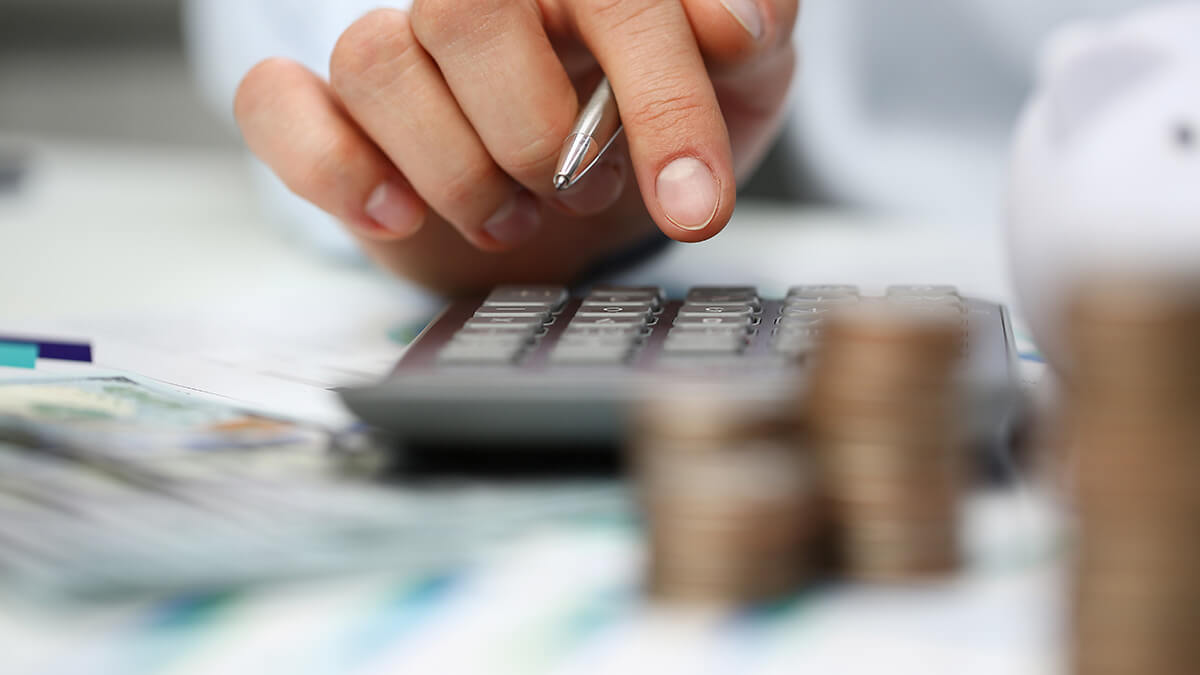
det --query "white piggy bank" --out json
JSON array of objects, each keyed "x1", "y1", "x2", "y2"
[{"x1": 1007, "y1": 2, "x2": 1200, "y2": 369}]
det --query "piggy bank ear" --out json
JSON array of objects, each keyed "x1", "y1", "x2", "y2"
[{"x1": 1040, "y1": 25, "x2": 1166, "y2": 145}]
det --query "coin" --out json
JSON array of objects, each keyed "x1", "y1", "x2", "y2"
[{"x1": 804, "y1": 303, "x2": 966, "y2": 583}]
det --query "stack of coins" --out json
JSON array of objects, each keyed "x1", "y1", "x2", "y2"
[
  {"x1": 805, "y1": 301, "x2": 967, "y2": 582},
  {"x1": 632, "y1": 383, "x2": 823, "y2": 606},
  {"x1": 1064, "y1": 280, "x2": 1200, "y2": 675}
]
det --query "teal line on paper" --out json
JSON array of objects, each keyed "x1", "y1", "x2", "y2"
[{"x1": 0, "y1": 341, "x2": 37, "y2": 369}]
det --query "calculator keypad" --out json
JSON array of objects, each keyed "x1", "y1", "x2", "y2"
[
  {"x1": 550, "y1": 286, "x2": 664, "y2": 365},
  {"x1": 436, "y1": 284, "x2": 970, "y2": 367},
  {"x1": 440, "y1": 285, "x2": 567, "y2": 365}
]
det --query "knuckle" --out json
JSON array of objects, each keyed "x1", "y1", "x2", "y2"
[
  {"x1": 578, "y1": 0, "x2": 658, "y2": 31},
  {"x1": 412, "y1": 0, "x2": 523, "y2": 50},
  {"x1": 330, "y1": 9, "x2": 420, "y2": 94},
  {"x1": 626, "y1": 80, "x2": 710, "y2": 133},
  {"x1": 499, "y1": 121, "x2": 571, "y2": 178},
  {"x1": 437, "y1": 163, "x2": 502, "y2": 221},
  {"x1": 409, "y1": 0, "x2": 463, "y2": 49}
]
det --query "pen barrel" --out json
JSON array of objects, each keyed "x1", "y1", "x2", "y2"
[
  {"x1": 576, "y1": 78, "x2": 621, "y2": 143},
  {"x1": 555, "y1": 78, "x2": 623, "y2": 188}
]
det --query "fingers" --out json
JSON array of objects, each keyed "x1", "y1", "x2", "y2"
[
  {"x1": 410, "y1": 0, "x2": 579, "y2": 199},
  {"x1": 679, "y1": 0, "x2": 800, "y2": 177},
  {"x1": 569, "y1": 0, "x2": 737, "y2": 242},
  {"x1": 680, "y1": 0, "x2": 800, "y2": 68},
  {"x1": 330, "y1": 9, "x2": 541, "y2": 251},
  {"x1": 554, "y1": 138, "x2": 631, "y2": 216},
  {"x1": 234, "y1": 58, "x2": 426, "y2": 241}
]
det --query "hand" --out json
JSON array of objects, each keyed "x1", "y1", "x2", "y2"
[{"x1": 234, "y1": 0, "x2": 800, "y2": 294}]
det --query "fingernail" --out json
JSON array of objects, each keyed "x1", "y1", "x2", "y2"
[
  {"x1": 656, "y1": 157, "x2": 720, "y2": 231},
  {"x1": 365, "y1": 181, "x2": 423, "y2": 236},
  {"x1": 556, "y1": 157, "x2": 626, "y2": 216},
  {"x1": 719, "y1": 0, "x2": 764, "y2": 40},
  {"x1": 483, "y1": 191, "x2": 541, "y2": 246}
]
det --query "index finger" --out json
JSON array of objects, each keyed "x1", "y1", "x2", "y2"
[{"x1": 568, "y1": 0, "x2": 736, "y2": 242}]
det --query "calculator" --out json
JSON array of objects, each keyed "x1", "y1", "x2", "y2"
[{"x1": 340, "y1": 285, "x2": 1020, "y2": 452}]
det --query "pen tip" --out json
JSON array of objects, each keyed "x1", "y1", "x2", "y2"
[{"x1": 553, "y1": 174, "x2": 569, "y2": 191}]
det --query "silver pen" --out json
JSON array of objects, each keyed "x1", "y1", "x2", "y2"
[{"x1": 553, "y1": 77, "x2": 623, "y2": 191}]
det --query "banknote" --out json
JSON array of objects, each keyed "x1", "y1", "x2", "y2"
[{"x1": 0, "y1": 377, "x2": 631, "y2": 601}]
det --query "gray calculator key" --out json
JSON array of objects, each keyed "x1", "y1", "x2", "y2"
[
  {"x1": 663, "y1": 333, "x2": 747, "y2": 354},
  {"x1": 449, "y1": 332, "x2": 532, "y2": 348},
  {"x1": 887, "y1": 285, "x2": 958, "y2": 297},
  {"x1": 780, "y1": 303, "x2": 837, "y2": 317},
  {"x1": 685, "y1": 287, "x2": 761, "y2": 309},
  {"x1": 550, "y1": 344, "x2": 633, "y2": 365},
  {"x1": 564, "y1": 323, "x2": 646, "y2": 338},
  {"x1": 590, "y1": 285, "x2": 665, "y2": 306},
  {"x1": 581, "y1": 298, "x2": 654, "y2": 312},
  {"x1": 784, "y1": 294, "x2": 858, "y2": 307},
  {"x1": 575, "y1": 304, "x2": 653, "y2": 320},
  {"x1": 583, "y1": 293, "x2": 662, "y2": 310},
  {"x1": 568, "y1": 315, "x2": 648, "y2": 327},
  {"x1": 787, "y1": 285, "x2": 859, "y2": 299},
  {"x1": 559, "y1": 332, "x2": 638, "y2": 347},
  {"x1": 671, "y1": 314, "x2": 752, "y2": 330},
  {"x1": 484, "y1": 285, "x2": 569, "y2": 309},
  {"x1": 464, "y1": 317, "x2": 544, "y2": 331},
  {"x1": 777, "y1": 314, "x2": 826, "y2": 329},
  {"x1": 473, "y1": 305, "x2": 552, "y2": 320},
  {"x1": 438, "y1": 344, "x2": 523, "y2": 365},
  {"x1": 887, "y1": 295, "x2": 966, "y2": 309},
  {"x1": 775, "y1": 323, "x2": 822, "y2": 339},
  {"x1": 676, "y1": 303, "x2": 756, "y2": 320},
  {"x1": 456, "y1": 326, "x2": 539, "y2": 339},
  {"x1": 772, "y1": 334, "x2": 818, "y2": 357}
]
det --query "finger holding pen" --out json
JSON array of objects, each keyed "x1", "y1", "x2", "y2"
[{"x1": 568, "y1": 0, "x2": 739, "y2": 242}]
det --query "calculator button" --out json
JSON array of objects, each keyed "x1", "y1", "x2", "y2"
[
  {"x1": 550, "y1": 343, "x2": 633, "y2": 364},
  {"x1": 463, "y1": 317, "x2": 545, "y2": 331},
  {"x1": 559, "y1": 331, "x2": 638, "y2": 346},
  {"x1": 886, "y1": 285, "x2": 959, "y2": 297},
  {"x1": 564, "y1": 323, "x2": 645, "y2": 338},
  {"x1": 589, "y1": 285, "x2": 665, "y2": 307},
  {"x1": 484, "y1": 285, "x2": 569, "y2": 310},
  {"x1": 887, "y1": 295, "x2": 966, "y2": 309},
  {"x1": 676, "y1": 304, "x2": 756, "y2": 320},
  {"x1": 772, "y1": 334, "x2": 818, "y2": 357},
  {"x1": 575, "y1": 304, "x2": 654, "y2": 320},
  {"x1": 784, "y1": 295, "x2": 858, "y2": 307},
  {"x1": 777, "y1": 315, "x2": 826, "y2": 330},
  {"x1": 584, "y1": 293, "x2": 662, "y2": 310},
  {"x1": 780, "y1": 303, "x2": 839, "y2": 316},
  {"x1": 473, "y1": 305, "x2": 552, "y2": 320},
  {"x1": 567, "y1": 314, "x2": 648, "y2": 327},
  {"x1": 775, "y1": 323, "x2": 823, "y2": 340},
  {"x1": 685, "y1": 287, "x2": 761, "y2": 310},
  {"x1": 669, "y1": 325, "x2": 750, "y2": 338},
  {"x1": 672, "y1": 315, "x2": 753, "y2": 330},
  {"x1": 787, "y1": 285, "x2": 859, "y2": 299},
  {"x1": 438, "y1": 343, "x2": 523, "y2": 365},
  {"x1": 448, "y1": 332, "x2": 532, "y2": 348},
  {"x1": 663, "y1": 333, "x2": 747, "y2": 354}
]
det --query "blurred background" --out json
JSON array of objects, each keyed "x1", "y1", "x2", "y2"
[{"x1": 0, "y1": 0, "x2": 229, "y2": 147}]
